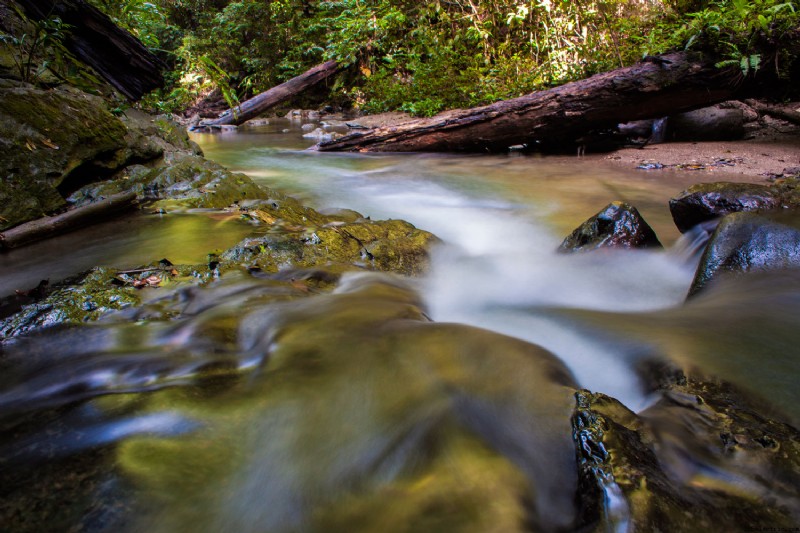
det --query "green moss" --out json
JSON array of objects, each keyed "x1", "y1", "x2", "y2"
[
  {"x1": 0, "y1": 82, "x2": 128, "y2": 229},
  {"x1": 221, "y1": 211, "x2": 437, "y2": 276},
  {"x1": 0, "y1": 268, "x2": 140, "y2": 337},
  {"x1": 573, "y1": 379, "x2": 800, "y2": 532}
]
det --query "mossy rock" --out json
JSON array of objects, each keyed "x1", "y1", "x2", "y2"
[
  {"x1": 116, "y1": 109, "x2": 202, "y2": 165},
  {"x1": 222, "y1": 210, "x2": 438, "y2": 277},
  {"x1": 70, "y1": 155, "x2": 266, "y2": 209},
  {"x1": 0, "y1": 82, "x2": 128, "y2": 230},
  {"x1": 573, "y1": 373, "x2": 800, "y2": 532},
  {"x1": 0, "y1": 268, "x2": 140, "y2": 338}
]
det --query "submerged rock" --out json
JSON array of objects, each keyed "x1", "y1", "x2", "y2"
[
  {"x1": 0, "y1": 273, "x2": 580, "y2": 532},
  {"x1": 559, "y1": 201, "x2": 662, "y2": 252},
  {"x1": 669, "y1": 182, "x2": 783, "y2": 233},
  {"x1": 574, "y1": 364, "x2": 800, "y2": 532},
  {"x1": 688, "y1": 210, "x2": 800, "y2": 296}
]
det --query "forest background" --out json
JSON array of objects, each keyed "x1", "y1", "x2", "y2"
[{"x1": 8, "y1": 0, "x2": 800, "y2": 117}]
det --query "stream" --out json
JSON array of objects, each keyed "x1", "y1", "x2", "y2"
[{"x1": 1, "y1": 118, "x2": 798, "y2": 531}]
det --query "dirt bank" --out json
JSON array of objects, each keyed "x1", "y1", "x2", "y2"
[{"x1": 598, "y1": 116, "x2": 800, "y2": 182}]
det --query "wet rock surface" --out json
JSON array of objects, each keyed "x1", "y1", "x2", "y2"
[
  {"x1": 70, "y1": 155, "x2": 265, "y2": 209},
  {"x1": 668, "y1": 181, "x2": 794, "y2": 233},
  {"x1": 559, "y1": 201, "x2": 662, "y2": 252},
  {"x1": 688, "y1": 210, "x2": 800, "y2": 296},
  {"x1": 0, "y1": 192, "x2": 437, "y2": 338},
  {"x1": 573, "y1": 364, "x2": 800, "y2": 532}
]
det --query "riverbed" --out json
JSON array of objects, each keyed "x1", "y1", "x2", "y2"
[{"x1": 1, "y1": 118, "x2": 798, "y2": 532}]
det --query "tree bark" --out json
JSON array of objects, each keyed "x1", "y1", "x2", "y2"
[
  {"x1": 315, "y1": 52, "x2": 740, "y2": 153},
  {"x1": 15, "y1": 0, "x2": 165, "y2": 100},
  {"x1": 0, "y1": 192, "x2": 138, "y2": 249},
  {"x1": 204, "y1": 60, "x2": 342, "y2": 127}
]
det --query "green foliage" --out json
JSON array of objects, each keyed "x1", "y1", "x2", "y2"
[
  {"x1": 667, "y1": 0, "x2": 799, "y2": 77},
  {"x1": 0, "y1": 7, "x2": 73, "y2": 85},
  {"x1": 88, "y1": 0, "x2": 799, "y2": 115}
]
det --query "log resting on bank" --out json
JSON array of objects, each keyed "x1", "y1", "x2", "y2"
[
  {"x1": 15, "y1": 0, "x2": 165, "y2": 100},
  {"x1": 204, "y1": 60, "x2": 341, "y2": 127},
  {"x1": 315, "y1": 52, "x2": 740, "y2": 153},
  {"x1": 0, "y1": 192, "x2": 137, "y2": 249}
]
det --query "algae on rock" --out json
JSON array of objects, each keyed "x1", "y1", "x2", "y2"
[
  {"x1": 0, "y1": 81, "x2": 129, "y2": 229},
  {"x1": 573, "y1": 370, "x2": 800, "y2": 531}
]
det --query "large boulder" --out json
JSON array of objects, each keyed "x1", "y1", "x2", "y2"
[
  {"x1": 688, "y1": 211, "x2": 800, "y2": 296},
  {"x1": 0, "y1": 81, "x2": 201, "y2": 231},
  {"x1": 0, "y1": 81, "x2": 129, "y2": 229},
  {"x1": 668, "y1": 105, "x2": 746, "y2": 141},
  {"x1": 669, "y1": 182, "x2": 784, "y2": 233},
  {"x1": 559, "y1": 201, "x2": 662, "y2": 252}
]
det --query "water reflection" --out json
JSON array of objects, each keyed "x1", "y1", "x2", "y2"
[{"x1": 0, "y1": 211, "x2": 254, "y2": 298}]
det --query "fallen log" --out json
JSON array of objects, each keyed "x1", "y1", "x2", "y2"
[
  {"x1": 15, "y1": 0, "x2": 165, "y2": 100},
  {"x1": 315, "y1": 52, "x2": 740, "y2": 153},
  {"x1": 204, "y1": 60, "x2": 341, "y2": 127},
  {"x1": 0, "y1": 192, "x2": 138, "y2": 249},
  {"x1": 745, "y1": 99, "x2": 800, "y2": 126}
]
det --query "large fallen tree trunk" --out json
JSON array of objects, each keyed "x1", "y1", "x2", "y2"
[
  {"x1": 204, "y1": 60, "x2": 341, "y2": 127},
  {"x1": 0, "y1": 192, "x2": 138, "y2": 249},
  {"x1": 15, "y1": 0, "x2": 165, "y2": 100},
  {"x1": 315, "y1": 52, "x2": 741, "y2": 153}
]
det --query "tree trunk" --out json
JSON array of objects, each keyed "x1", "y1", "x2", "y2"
[
  {"x1": 15, "y1": 0, "x2": 165, "y2": 101},
  {"x1": 204, "y1": 60, "x2": 341, "y2": 127},
  {"x1": 0, "y1": 192, "x2": 138, "y2": 249},
  {"x1": 315, "y1": 52, "x2": 741, "y2": 153}
]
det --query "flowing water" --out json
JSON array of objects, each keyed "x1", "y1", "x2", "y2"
[{"x1": 1, "y1": 118, "x2": 798, "y2": 531}]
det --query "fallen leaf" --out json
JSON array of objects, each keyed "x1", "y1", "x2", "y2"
[{"x1": 40, "y1": 138, "x2": 59, "y2": 150}]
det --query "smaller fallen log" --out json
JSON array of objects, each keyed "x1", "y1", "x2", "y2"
[
  {"x1": 0, "y1": 192, "x2": 138, "y2": 249},
  {"x1": 204, "y1": 60, "x2": 341, "y2": 127}
]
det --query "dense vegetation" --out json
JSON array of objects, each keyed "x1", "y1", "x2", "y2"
[{"x1": 5, "y1": 0, "x2": 800, "y2": 116}]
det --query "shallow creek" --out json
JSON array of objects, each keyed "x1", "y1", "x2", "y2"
[{"x1": 0, "y1": 118, "x2": 798, "y2": 531}]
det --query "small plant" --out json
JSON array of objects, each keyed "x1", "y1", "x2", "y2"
[
  {"x1": 0, "y1": 7, "x2": 72, "y2": 84},
  {"x1": 676, "y1": 0, "x2": 798, "y2": 77},
  {"x1": 197, "y1": 55, "x2": 240, "y2": 113}
]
